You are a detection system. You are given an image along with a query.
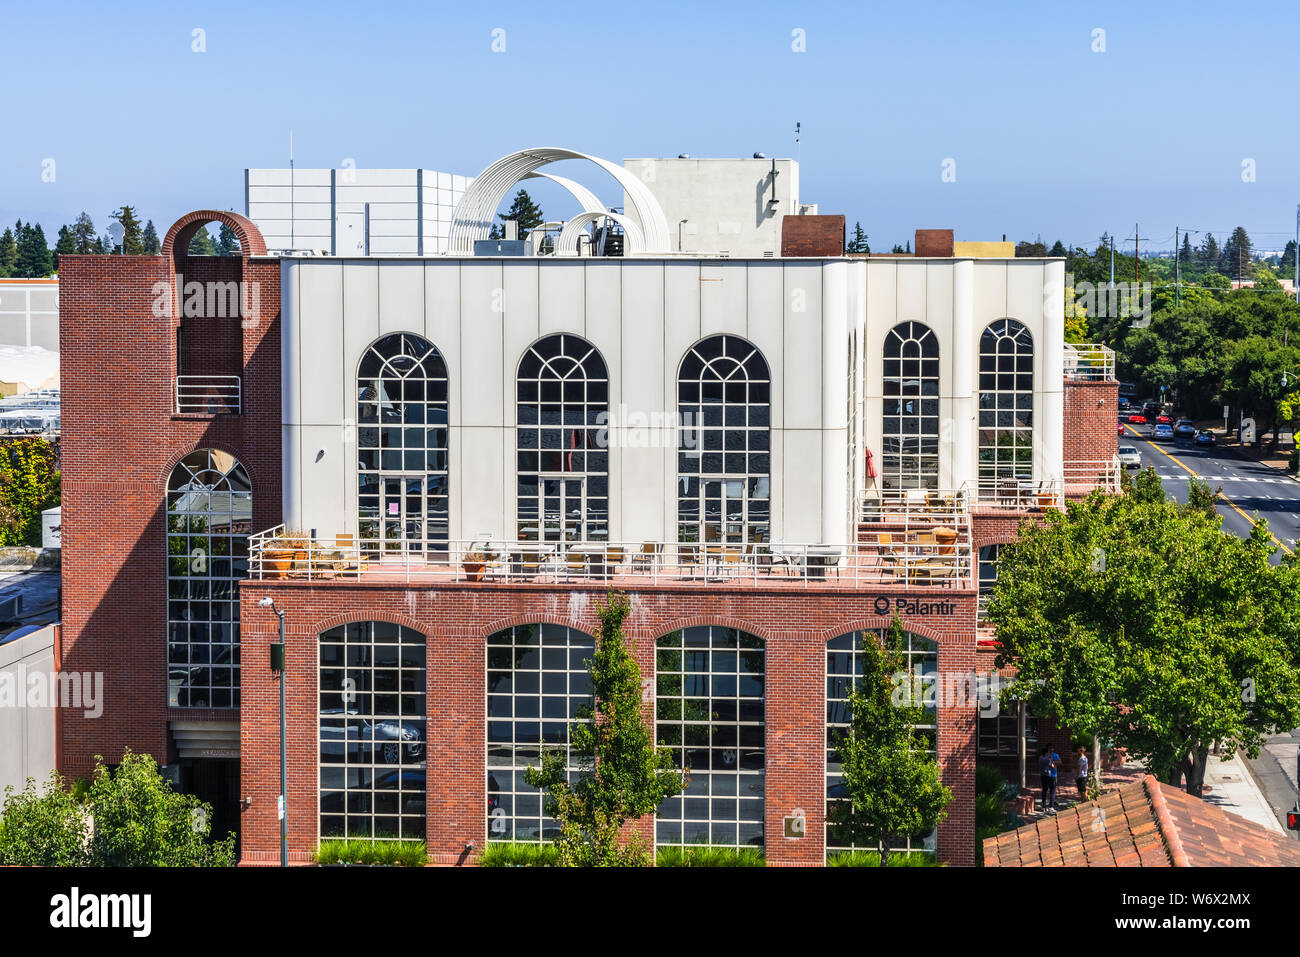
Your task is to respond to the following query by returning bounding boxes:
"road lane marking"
[1123,425,1293,555]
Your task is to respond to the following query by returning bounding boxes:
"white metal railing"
[1063,343,1116,382]
[175,375,241,414]
[247,525,973,589]
[971,477,1065,510]
[1063,458,1120,494]
[857,487,969,528]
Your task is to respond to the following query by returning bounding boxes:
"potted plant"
[263,528,309,576]
[462,547,488,582]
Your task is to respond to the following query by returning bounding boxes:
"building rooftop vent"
[678,153,689,158]
[753,152,766,159]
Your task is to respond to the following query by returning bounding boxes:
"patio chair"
[565,548,588,581]
[632,541,661,572]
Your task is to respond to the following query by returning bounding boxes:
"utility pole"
[1174,226,1180,307]
[1294,204,1298,304]
[1126,223,1148,291]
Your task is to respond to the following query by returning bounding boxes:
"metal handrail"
[1063,343,1116,381]
[247,526,974,589]
[971,477,1065,510]
[176,375,241,414]
[1063,458,1120,493]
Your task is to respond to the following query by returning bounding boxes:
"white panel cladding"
[619,262,669,543]
[699,261,748,338]
[460,261,504,428]
[297,262,345,425]
[378,260,423,336]
[781,429,821,542]
[1040,260,1066,480]
[281,262,301,427]
[300,424,348,540]
[782,260,821,430]
[538,260,585,336]
[461,425,506,541]
[425,261,462,426]
[820,261,850,543]
[501,259,541,417]
[950,260,976,490]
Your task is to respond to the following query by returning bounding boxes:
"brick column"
[764,631,825,865]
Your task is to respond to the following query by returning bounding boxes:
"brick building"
[57,152,1117,866]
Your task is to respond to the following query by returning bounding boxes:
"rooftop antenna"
[794,121,801,165]
[288,131,295,249]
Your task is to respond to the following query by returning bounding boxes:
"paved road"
[1119,423,1300,831]
[1119,424,1298,562]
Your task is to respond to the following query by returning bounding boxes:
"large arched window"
[516,334,609,542]
[882,322,940,490]
[677,335,771,544]
[166,449,252,709]
[655,626,765,849]
[825,628,938,859]
[357,333,450,555]
[978,319,1034,483]
[487,624,595,841]
[319,621,426,840]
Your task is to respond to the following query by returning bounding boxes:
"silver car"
[1118,445,1141,469]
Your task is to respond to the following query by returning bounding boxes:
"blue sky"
[3,0,1298,252]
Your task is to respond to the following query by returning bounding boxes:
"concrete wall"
[623,158,805,257]
[281,257,855,546]
[0,624,57,794]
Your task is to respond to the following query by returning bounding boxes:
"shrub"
[315,838,427,866]
[0,771,89,866]
[655,845,766,867]
[478,841,560,867]
[827,850,940,867]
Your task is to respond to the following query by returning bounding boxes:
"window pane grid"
[166,450,251,709]
[825,629,937,858]
[487,624,595,842]
[882,322,941,490]
[319,621,427,841]
[978,319,1034,483]
[655,626,765,849]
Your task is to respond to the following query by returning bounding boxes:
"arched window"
[357,333,449,555]
[978,319,1034,483]
[319,621,426,840]
[486,624,595,842]
[825,628,938,859]
[677,335,770,544]
[166,449,252,709]
[882,322,940,490]
[516,334,609,542]
[655,626,765,849]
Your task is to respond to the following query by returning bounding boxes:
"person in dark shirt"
[1038,746,1054,812]
[1076,747,1090,799]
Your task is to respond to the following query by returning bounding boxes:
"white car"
[1118,446,1141,469]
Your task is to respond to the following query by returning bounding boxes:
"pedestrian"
[1076,746,1089,799]
[1047,746,1061,811]
[1038,746,1053,812]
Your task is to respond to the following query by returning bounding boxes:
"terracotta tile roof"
[983,774,1300,867]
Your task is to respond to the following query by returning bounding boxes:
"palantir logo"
[49,887,151,938]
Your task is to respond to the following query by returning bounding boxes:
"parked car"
[1194,429,1216,447]
[1118,445,1141,469]
[1127,413,1147,424]
[1152,423,1174,442]
[1117,396,1130,411]
[1173,419,1196,439]
[1117,422,1125,436]
[320,709,426,764]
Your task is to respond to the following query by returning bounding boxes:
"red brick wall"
[1064,378,1119,469]
[780,215,845,257]
[176,256,245,379]
[58,214,281,781]
[237,581,980,866]
[914,229,954,257]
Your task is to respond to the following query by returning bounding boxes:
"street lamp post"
[260,596,287,867]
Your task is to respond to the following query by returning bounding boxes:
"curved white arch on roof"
[521,171,605,218]
[447,148,670,254]
[554,212,646,256]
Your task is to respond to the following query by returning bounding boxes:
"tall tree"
[846,221,870,254]
[0,229,16,277]
[830,616,952,865]
[1199,232,1220,271]
[525,591,685,866]
[1048,239,1067,257]
[112,206,145,255]
[71,212,97,254]
[1179,232,1193,268]
[989,478,1300,797]
[53,225,76,272]
[497,188,545,240]
[15,222,53,277]
[1221,226,1252,281]
[141,220,161,255]
[214,222,241,257]
[188,227,217,255]
[1281,240,1298,276]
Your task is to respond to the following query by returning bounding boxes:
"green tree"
[15,222,53,277]
[0,228,16,276]
[1015,238,1048,257]
[0,771,90,866]
[214,222,241,256]
[497,188,545,241]
[1048,239,1067,257]
[1221,226,1252,281]
[0,438,60,545]
[525,591,685,866]
[141,219,161,254]
[989,483,1300,797]
[53,224,76,271]
[831,617,952,865]
[112,206,145,255]
[87,750,235,866]
[188,226,217,255]
[847,221,870,254]
[71,212,97,254]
